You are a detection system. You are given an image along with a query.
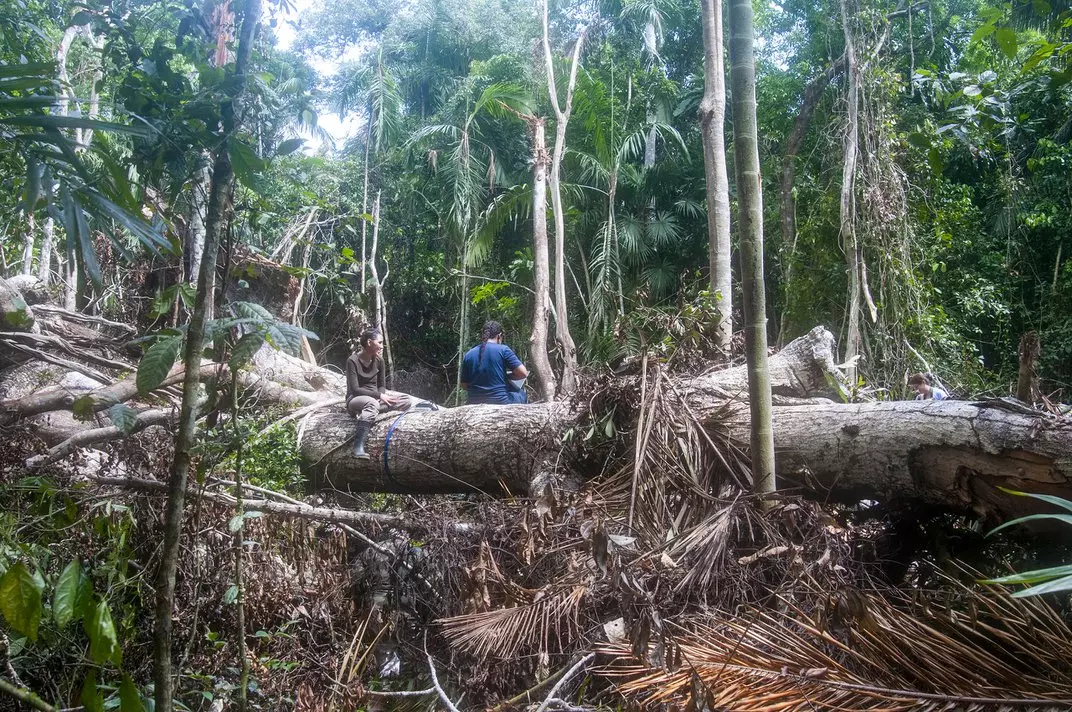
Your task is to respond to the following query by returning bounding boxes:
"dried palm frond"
[439,585,587,660]
[600,578,1072,710]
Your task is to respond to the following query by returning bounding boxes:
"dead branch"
[26,407,176,468]
[536,653,596,712]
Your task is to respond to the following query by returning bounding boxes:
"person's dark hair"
[479,320,504,362]
[359,328,382,348]
[907,372,929,387]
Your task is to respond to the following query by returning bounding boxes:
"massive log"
[303,397,1072,519]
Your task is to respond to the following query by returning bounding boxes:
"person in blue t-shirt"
[461,320,530,404]
[909,372,948,401]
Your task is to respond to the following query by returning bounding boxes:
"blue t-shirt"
[462,342,522,404]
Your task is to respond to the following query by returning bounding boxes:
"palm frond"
[468,183,532,267]
[602,578,1072,710]
[439,585,586,659]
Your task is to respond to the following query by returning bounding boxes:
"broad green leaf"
[53,559,92,628]
[266,323,302,356]
[276,138,304,156]
[231,301,274,321]
[82,190,171,253]
[84,598,121,665]
[228,510,263,532]
[1012,572,1072,598]
[0,562,43,641]
[72,394,98,421]
[907,132,930,148]
[1032,0,1051,15]
[0,62,56,79]
[962,84,982,97]
[981,563,1072,586]
[107,403,140,435]
[229,137,266,189]
[970,23,995,44]
[995,27,1018,59]
[81,669,104,712]
[136,335,183,395]
[119,674,145,712]
[230,332,266,372]
[222,584,239,605]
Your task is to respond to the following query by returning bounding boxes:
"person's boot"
[353,421,371,460]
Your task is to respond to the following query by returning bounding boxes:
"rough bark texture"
[727,0,776,495]
[306,394,1072,524]
[699,0,733,351]
[1017,331,1040,404]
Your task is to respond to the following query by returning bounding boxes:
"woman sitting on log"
[346,328,412,459]
[461,320,529,405]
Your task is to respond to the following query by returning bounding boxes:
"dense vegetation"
[0,0,1070,708]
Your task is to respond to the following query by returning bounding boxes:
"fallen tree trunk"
[305,398,1072,520]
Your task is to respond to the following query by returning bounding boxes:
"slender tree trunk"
[1016,331,1039,404]
[840,0,862,386]
[727,0,776,497]
[230,380,250,712]
[37,220,53,284]
[542,0,583,395]
[186,153,211,286]
[360,116,372,294]
[456,242,470,398]
[368,192,393,380]
[529,119,557,401]
[153,2,261,709]
[699,0,733,351]
[20,215,35,275]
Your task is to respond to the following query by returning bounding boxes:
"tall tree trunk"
[368,192,393,381]
[529,119,557,401]
[1016,331,1039,404]
[456,242,470,397]
[727,0,776,497]
[360,116,372,294]
[840,0,862,386]
[542,0,583,395]
[153,2,261,709]
[36,218,53,284]
[699,0,733,351]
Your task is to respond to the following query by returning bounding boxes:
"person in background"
[461,320,529,404]
[346,328,411,459]
[908,372,948,401]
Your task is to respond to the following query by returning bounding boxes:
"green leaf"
[276,138,304,156]
[987,513,1072,537]
[228,510,263,532]
[962,84,982,97]
[0,562,43,642]
[0,115,152,138]
[1012,572,1072,598]
[996,488,1072,514]
[231,301,274,321]
[53,559,92,628]
[119,674,145,712]
[81,669,104,712]
[907,132,931,148]
[229,137,266,189]
[230,332,266,372]
[970,23,995,44]
[222,584,239,605]
[107,403,140,435]
[136,335,183,395]
[1032,0,1051,16]
[995,27,1018,59]
[84,598,121,665]
[981,563,1072,586]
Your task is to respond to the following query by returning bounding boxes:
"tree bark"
[1016,331,1039,404]
[727,0,776,496]
[699,0,733,351]
[840,0,862,387]
[542,0,583,395]
[304,394,1072,524]
[154,1,261,708]
[529,119,557,401]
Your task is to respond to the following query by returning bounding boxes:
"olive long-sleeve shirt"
[345,353,385,402]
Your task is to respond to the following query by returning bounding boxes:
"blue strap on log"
[383,410,412,483]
